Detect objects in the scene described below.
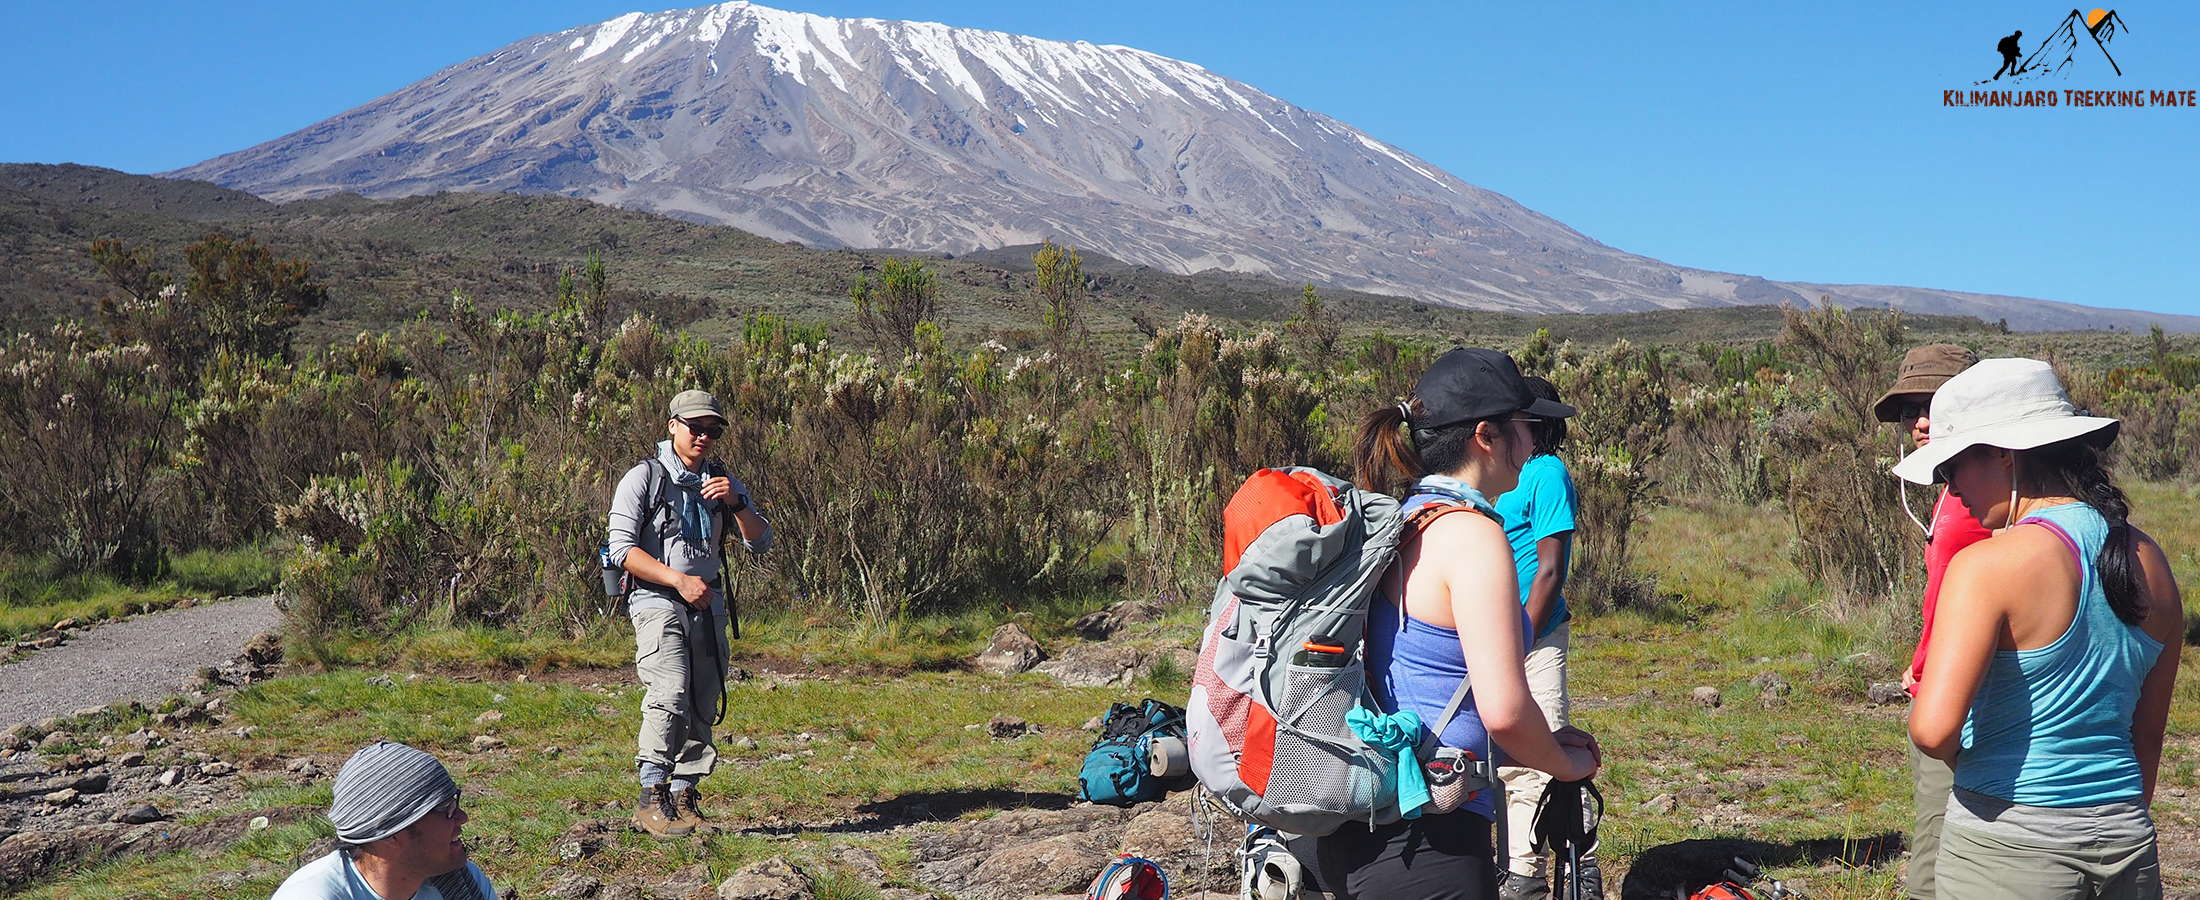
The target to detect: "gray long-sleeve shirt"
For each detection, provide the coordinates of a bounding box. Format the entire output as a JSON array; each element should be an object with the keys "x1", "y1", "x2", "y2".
[{"x1": 606, "y1": 460, "x2": 771, "y2": 616}]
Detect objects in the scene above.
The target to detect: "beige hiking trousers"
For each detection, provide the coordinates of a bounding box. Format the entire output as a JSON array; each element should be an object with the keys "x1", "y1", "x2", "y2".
[
  {"x1": 1499, "y1": 622, "x2": 1591, "y2": 878},
  {"x1": 633, "y1": 605, "x2": 724, "y2": 781}
]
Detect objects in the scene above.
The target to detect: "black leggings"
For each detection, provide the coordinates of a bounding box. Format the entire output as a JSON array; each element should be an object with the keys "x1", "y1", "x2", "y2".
[{"x1": 1309, "y1": 813, "x2": 1498, "y2": 900}]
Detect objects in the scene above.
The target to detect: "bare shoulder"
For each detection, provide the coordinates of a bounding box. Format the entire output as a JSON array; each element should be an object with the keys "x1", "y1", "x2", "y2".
[
  {"x1": 1946, "y1": 526, "x2": 2071, "y2": 585},
  {"x1": 1417, "y1": 508, "x2": 1507, "y2": 545},
  {"x1": 2131, "y1": 527, "x2": 2186, "y2": 630}
]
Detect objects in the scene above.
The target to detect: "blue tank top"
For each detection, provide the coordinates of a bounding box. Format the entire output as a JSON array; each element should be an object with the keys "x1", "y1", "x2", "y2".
[
  {"x1": 1362, "y1": 477, "x2": 1530, "y2": 822},
  {"x1": 1955, "y1": 502, "x2": 2163, "y2": 806}
]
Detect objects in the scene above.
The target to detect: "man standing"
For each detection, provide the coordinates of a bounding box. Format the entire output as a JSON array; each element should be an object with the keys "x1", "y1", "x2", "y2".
[
  {"x1": 1994, "y1": 30, "x2": 2023, "y2": 79},
  {"x1": 271, "y1": 741, "x2": 496, "y2": 900},
  {"x1": 607, "y1": 389, "x2": 772, "y2": 838},
  {"x1": 1873, "y1": 344, "x2": 1986, "y2": 900},
  {"x1": 1495, "y1": 376, "x2": 1594, "y2": 900}
]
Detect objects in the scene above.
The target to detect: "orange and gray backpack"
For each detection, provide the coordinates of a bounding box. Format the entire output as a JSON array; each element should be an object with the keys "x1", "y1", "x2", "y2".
[{"x1": 1186, "y1": 467, "x2": 1496, "y2": 837}]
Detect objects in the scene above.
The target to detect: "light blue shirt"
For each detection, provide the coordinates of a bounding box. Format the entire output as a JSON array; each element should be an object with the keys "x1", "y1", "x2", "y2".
[
  {"x1": 270, "y1": 851, "x2": 496, "y2": 900},
  {"x1": 1494, "y1": 454, "x2": 1577, "y2": 640},
  {"x1": 1956, "y1": 502, "x2": 2162, "y2": 807}
]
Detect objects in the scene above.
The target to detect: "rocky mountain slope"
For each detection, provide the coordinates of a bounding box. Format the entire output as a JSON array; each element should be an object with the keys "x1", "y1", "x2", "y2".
[{"x1": 167, "y1": 2, "x2": 2187, "y2": 329}]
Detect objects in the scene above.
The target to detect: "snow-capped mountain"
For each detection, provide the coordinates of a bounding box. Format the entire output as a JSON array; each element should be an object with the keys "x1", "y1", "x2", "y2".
[{"x1": 165, "y1": 3, "x2": 2169, "y2": 325}]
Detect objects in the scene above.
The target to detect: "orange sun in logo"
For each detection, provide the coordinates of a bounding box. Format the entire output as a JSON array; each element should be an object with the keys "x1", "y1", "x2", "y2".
[{"x1": 2087, "y1": 8, "x2": 2111, "y2": 29}]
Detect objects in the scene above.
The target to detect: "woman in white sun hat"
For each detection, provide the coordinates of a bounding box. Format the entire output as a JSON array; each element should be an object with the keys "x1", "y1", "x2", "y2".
[{"x1": 1895, "y1": 358, "x2": 2183, "y2": 899}]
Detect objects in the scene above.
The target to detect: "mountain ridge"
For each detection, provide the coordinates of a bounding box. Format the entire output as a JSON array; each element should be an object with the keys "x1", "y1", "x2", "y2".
[{"x1": 161, "y1": 2, "x2": 2189, "y2": 331}]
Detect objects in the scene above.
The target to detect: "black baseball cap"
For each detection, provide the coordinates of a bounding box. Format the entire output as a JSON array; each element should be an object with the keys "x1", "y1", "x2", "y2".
[{"x1": 1410, "y1": 348, "x2": 1577, "y2": 429}]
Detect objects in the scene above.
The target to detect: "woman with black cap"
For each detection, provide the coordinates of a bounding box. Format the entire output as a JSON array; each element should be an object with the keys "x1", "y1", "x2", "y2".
[
  {"x1": 1897, "y1": 359, "x2": 2182, "y2": 899},
  {"x1": 1309, "y1": 348, "x2": 1602, "y2": 900}
]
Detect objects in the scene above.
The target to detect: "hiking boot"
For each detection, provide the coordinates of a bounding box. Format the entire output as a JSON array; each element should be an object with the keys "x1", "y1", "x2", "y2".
[
  {"x1": 1569, "y1": 860, "x2": 1603, "y2": 900},
  {"x1": 671, "y1": 785, "x2": 709, "y2": 831},
  {"x1": 635, "y1": 784, "x2": 692, "y2": 839},
  {"x1": 1499, "y1": 872, "x2": 1550, "y2": 900}
]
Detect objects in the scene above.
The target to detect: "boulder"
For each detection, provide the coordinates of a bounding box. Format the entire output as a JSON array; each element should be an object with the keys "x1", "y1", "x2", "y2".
[
  {"x1": 1866, "y1": 682, "x2": 1909, "y2": 705},
  {"x1": 112, "y1": 805, "x2": 164, "y2": 825},
  {"x1": 649, "y1": 863, "x2": 714, "y2": 900},
  {"x1": 716, "y1": 856, "x2": 816, "y2": 900},
  {"x1": 1036, "y1": 644, "x2": 1146, "y2": 688},
  {"x1": 542, "y1": 871, "x2": 604, "y2": 899},
  {"x1": 970, "y1": 834, "x2": 1110, "y2": 898},
  {"x1": 1116, "y1": 802, "x2": 1233, "y2": 893},
  {"x1": 1690, "y1": 686, "x2": 1721, "y2": 708},
  {"x1": 974, "y1": 624, "x2": 1045, "y2": 676},
  {"x1": 1066, "y1": 601, "x2": 1164, "y2": 640}
]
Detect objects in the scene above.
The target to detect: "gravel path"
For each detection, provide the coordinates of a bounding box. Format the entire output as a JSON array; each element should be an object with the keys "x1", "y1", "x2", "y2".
[{"x1": 0, "y1": 595, "x2": 283, "y2": 730}]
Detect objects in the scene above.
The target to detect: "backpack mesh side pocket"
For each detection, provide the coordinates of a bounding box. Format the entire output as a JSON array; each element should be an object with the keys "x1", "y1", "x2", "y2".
[{"x1": 1261, "y1": 659, "x2": 1381, "y2": 815}]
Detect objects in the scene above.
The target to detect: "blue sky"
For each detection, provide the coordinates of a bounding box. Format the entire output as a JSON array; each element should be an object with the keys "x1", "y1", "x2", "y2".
[{"x1": 4, "y1": 1, "x2": 2196, "y2": 318}]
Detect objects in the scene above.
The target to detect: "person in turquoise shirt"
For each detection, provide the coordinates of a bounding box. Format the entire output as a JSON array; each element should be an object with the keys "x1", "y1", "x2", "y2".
[
  {"x1": 1492, "y1": 375, "x2": 1591, "y2": 900},
  {"x1": 1899, "y1": 359, "x2": 2183, "y2": 900}
]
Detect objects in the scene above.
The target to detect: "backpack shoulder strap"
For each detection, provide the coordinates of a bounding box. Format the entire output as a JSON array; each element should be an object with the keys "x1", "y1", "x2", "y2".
[{"x1": 642, "y1": 457, "x2": 672, "y2": 519}]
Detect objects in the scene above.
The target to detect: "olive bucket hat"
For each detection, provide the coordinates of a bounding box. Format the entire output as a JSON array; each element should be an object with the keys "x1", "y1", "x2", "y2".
[{"x1": 1873, "y1": 344, "x2": 1979, "y2": 422}]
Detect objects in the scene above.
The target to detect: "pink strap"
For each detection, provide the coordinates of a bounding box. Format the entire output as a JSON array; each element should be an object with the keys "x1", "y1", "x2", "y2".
[{"x1": 2025, "y1": 518, "x2": 2084, "y2": 566}]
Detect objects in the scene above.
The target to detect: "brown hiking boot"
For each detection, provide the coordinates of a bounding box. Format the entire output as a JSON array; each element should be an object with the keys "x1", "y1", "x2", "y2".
[
  {"x1": 635, "y1": 784, "x2": 692, "y2": 839},
  {"x1": 672, "y1": 785, "x2": 708, "y2": 831}
]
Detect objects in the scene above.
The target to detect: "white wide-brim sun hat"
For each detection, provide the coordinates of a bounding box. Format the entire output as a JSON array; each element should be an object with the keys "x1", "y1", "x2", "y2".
[{"x1": 1889, "y1": 357, "x2": 2120, "y2": 485}]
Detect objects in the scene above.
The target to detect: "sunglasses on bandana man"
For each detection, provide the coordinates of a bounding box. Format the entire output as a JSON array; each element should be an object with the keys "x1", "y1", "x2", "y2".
[{"x1": 679, "y1": 417, "x2": 725, "y2": 440}]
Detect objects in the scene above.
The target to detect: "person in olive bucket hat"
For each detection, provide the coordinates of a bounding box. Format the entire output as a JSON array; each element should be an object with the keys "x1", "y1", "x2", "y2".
[{"x1": 1874, "y1": 344, "x2": 1985, "y2": 900}]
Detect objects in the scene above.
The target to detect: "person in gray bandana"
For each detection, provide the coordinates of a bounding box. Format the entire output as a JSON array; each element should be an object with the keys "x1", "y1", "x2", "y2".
[
  {"x1": 606, "y1": 389, "x2": 772, "y2": 838},
  {"x1": 271, "y1": 741, "x2": 494, "y2": 900}
]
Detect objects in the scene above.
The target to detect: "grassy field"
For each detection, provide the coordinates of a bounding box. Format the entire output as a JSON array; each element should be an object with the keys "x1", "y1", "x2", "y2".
[{"x1": 11, "y1": 488, "x2": 2200, "y2": 899}]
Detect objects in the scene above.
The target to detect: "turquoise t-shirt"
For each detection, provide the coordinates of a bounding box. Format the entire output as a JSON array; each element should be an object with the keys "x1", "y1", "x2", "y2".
[{"x1": 1494, "y1": 454, "x2": 1577, "y2": 641}]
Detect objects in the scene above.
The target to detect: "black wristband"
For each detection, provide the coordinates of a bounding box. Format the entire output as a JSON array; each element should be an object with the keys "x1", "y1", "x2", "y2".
[{"x1": 723, "y1": 495, "x2": 748, "y2": 515}]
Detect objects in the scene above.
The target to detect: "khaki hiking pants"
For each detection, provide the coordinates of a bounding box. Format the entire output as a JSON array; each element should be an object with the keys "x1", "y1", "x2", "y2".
[
  {"x1": 1936, "y1": 821, "x2": 2158, "y2": 900},
  {"x1": 1908, "y1": 743, "x2": 1954, "y2": 900},
  {"x1": 1500, "y1": 622, "x2": 1591, "y2": 878},
  {"x1": 633, "y1": 605, "x2": 725, "y2": 781}
]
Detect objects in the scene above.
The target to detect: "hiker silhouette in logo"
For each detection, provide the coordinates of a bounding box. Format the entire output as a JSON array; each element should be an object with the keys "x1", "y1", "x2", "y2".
[{"x1": 1994, "y1": 30, "x2": 2023, "y2": 79}]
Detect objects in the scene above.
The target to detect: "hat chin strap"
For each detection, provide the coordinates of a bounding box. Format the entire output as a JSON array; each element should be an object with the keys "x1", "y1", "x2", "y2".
[
  {"x1": 2001, "y1": 454, "x2": 2020, "y2": 536},
  {"x1": 1896, "y1": 442, "x2": 1931, "y2": 537}
]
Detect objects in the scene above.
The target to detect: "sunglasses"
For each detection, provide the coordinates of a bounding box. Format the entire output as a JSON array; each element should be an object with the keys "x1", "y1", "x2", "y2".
[
  {"x1": 1894, "y1": 401, "x2": 1930, "y2": 421},
  {"x1": 679, "y1": 417, "x2": 725, "y2": 440},
  {"x1": 430, "y1": 790, "x2": 463, "y2": 821},
  {"x1": 1507, "y1": 416, "x2": 1545, "y2": 424}
]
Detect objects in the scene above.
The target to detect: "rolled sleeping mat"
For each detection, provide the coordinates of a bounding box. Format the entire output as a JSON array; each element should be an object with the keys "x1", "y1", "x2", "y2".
[{"x1": 1147, "y1": 735, "x2": 1190, "y2": 777}]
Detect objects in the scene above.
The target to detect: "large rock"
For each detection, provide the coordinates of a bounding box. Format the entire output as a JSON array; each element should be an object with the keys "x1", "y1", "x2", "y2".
[
  {"x1": 974, "y1": 624, "x2": 1045, "y2": 676},
  {"x1": 1066, "y1": 601, "x2": 1164, "y2": 641},
  {"x1": 650, "y1": 863, "x2": 714, "y2": 900},
  {"x1": 968, "y1": 834, "x2": 1111, "y2": 898},
  {"x1": 717, "y1": 856, "x2": 816, "y2": 900},
  {"x1": 1115, "y1": 801, "x2": 1234, "y2": 894},
  {"x1": 913, "y1": 805, "x2": 1134, "y2": 899},
  {"x1": 1134, "y1": 647, "x2": 1199, "y2": 684},
  {"x1": 1036, "y1": 645, "x2": 1146, "y2": 688}
]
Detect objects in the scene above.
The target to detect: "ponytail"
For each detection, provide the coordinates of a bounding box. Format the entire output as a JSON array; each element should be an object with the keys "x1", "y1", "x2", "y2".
[
  {"x1": 1355, "y1": 402, "x2": 1424, "y2": 496},
  {"x1": 1353, "y1": 397, "x2": 1497, "y2": 497},
  {"x1": 2025, "y1": 439, "x2": 2145, "y2": 625}
]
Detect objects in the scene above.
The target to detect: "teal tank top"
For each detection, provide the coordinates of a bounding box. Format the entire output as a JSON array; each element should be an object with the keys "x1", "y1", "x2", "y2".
[{"x1": 1954, "y1": 502, "x2": 2163, "y2": 806}]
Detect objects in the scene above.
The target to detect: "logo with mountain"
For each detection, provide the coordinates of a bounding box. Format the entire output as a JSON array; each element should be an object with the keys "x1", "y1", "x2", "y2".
[{"x1": 1983, "y1": 8, "x2": 2128, "y2": 83}]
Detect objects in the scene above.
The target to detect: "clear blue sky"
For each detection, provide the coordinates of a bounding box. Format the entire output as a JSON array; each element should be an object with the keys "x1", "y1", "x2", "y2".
[{"x1": 4, "y1": 1, "x2": 2196, "y2": 317}]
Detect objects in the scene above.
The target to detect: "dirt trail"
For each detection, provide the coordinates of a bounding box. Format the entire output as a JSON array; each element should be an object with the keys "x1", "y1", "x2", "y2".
[{"x1": 0, "y1": 596, "x2": 282, "y2": 730}]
